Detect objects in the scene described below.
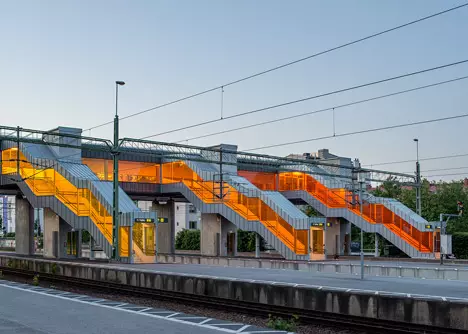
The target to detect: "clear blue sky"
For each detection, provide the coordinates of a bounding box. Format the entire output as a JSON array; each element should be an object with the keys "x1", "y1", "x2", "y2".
[{"x1": 1, "y1": 0, "x2": 467, "y2": 180}]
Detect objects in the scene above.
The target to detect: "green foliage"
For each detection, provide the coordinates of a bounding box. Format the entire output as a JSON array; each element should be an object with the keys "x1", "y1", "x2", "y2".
[
  {"x1": 302, "y1": 205, "x2": 321, "y2": 217},
  {"x1": 175, "y1": 229, "x2": 200, "y2": 250},
  {"x1": 267, "y1": 314, "x2": 299, "y2": 331},
  {"x1": 6, "y1": 259, "x2": 13, "y2": 268},
  {"x1": 5, "y1": 232, "x2": 15, "y2": 238},
  {"x1": 373, "y1": 179, "x2": 468, "y2": 226},
  {"x1": 452, "y1": 233, "x2": 468, "y2": 259},
  {"x1": 0, "y1": 270, "x2": 3, "y2": 278},
  {"x1": 51, "y1": 263, "x2": 57, "y2": 275},
  {"x1": 82, "y1": 230, "x2": 91, "y2": 243},
  {"x1": 237, "y1": 230, "x2": 265, "y2": 252},
  {"x1": 32, "y1": 274, "x2": 39, "y2": 286}
]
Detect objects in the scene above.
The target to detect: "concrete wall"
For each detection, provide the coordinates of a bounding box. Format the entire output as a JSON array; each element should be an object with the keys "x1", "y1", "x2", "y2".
[
  {"x1": 150, "y1": 201, "x2": 175, "y2": 254},
  {"x1": 325, "y1": 218, "x2": 340, "y2": 256},
  {"x1": 340, "y1": 220, "x2": 351, "y2": 255},
  {"x1": 1, "y1": 255, "x2": 467, "y2": 331},
  {"x1": 220, "y1": 217, "x2": 237, "y2": 257},
  {"x1": 43, "y1": 208, "x2": 59, "y2": 258},
  {"x1": 14, "y1": 197, "x2": 34, "y2": 255},
  {"x1": 200, "y1": 213, "x2": 219, "y2": 256}
]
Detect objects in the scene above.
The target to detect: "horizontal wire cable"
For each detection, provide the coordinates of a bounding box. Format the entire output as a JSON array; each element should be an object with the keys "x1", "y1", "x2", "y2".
[{"x1": 83, "y1": 3, "x2": 468, "y2": 131}]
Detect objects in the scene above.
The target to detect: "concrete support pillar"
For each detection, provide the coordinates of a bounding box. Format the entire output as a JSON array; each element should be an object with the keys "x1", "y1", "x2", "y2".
[
  {"x1": 200, "y1": 213, "x2": 220, "y2": 256},
  {"x1": 220, "y1": 217, "x2": 237, "y2": 257},
  {"x1": 89, "y1": 237, "x2": 95, "y2": 260},
  {"x1": 340, "y1": 220, "x2": 351, "y2": 255},
  {"x1": 15, "y1": 197, "x2": 34, "y2": 255},
  {"x1": 374, "y1": 233, "x2": 379, "y2": 257},
  {"x1": 77, "y1": 229, "x2": 82, "y2": 258},
  {"x1": 150, "y1": 201, "x2": 175, "y2": 254},
  {"x1": 255, "y1": 233, "x2": 261, "y2": 258},
  {"x1": 325, "y1": 218, "x2": 340, "y2": 257},
  {"x1": 59, "y1": 218, "x2": 72, "y2": 258},
  {"x1": 43, "y1": 208, "x2": 59, "y2": 258}
]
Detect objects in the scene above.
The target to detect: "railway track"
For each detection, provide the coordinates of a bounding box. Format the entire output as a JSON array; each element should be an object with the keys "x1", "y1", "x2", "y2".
[{"x1": 0, "y1": 266, "x2": 463, "y2": 334}]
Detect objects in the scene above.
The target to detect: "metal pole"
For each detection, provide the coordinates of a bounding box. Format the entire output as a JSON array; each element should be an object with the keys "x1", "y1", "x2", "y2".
[
  {"x1": 360, "y1": 180, "x2": 364, "y2": 280},
  {"x1": 414, "y1": 139, "x2": 422, "y2": 216},
  {"x1": 16, "y1": 126, "x2": 20, "y2": 178},
  {"x1": 112, "y1": 82, "x2": 122, "y2": 260}
]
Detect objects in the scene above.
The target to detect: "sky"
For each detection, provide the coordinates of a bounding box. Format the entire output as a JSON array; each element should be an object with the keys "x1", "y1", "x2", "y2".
[{"x1": 1, "y1": 0, "x2": 467, "y2": 181}]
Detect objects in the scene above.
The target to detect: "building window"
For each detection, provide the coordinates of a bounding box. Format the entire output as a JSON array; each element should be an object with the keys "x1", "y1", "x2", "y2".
[
  {"x1": 176, "y1": 222, "x2": 179, "y2": 226},
  {"x1": 189, "y1": 205, "x2": 196, "y2": 213},
  {"x1": 189, "y1": 221, "x2": 197, "y2": 229},
  {"x1": 176, "y1": 206, "x2": 179, "y2": 210}
]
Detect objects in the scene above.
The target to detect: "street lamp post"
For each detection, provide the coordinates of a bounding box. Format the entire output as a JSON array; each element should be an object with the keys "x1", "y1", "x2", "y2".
[
  {"x1": 112, "y1": 81, "x2": 125, "y2": 260},
  {"x1": 414, "y1": 139, "x2": 422, "y2": 216}
]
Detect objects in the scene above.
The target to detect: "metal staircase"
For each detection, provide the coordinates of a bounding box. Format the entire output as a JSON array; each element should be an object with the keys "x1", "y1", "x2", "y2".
[
  {"x1": 0, "y1": 142, "x2": 153, "y2": 261},
  {"x1": 239, "y1": 170, "x2": 435, "y2": 259}
]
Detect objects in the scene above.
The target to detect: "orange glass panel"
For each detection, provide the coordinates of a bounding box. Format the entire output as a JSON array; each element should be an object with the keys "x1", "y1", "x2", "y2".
[{"x1": 119, "y1": 226, "x2": 130, "y2": 257}]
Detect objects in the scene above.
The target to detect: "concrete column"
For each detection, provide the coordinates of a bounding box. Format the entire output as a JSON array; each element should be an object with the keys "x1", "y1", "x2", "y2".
[
  {"x1": 150, "y1": 201, "x2": 175, "y2": 254},
  {"x1": 77, "y1": 229, "x2": 82, "y2": 258},
  {"x1": 59, "y1": 218, "x2": 72, "y2": 258},
  {"x1": 89, "y1": 236, "x2": 95, "y2": 260},
  {"x1": 255, "y1": 233, "x2": 260, "y2": 258},
  {"x1": 15, "y1": 197, "x2": 34, "y2": 255},
  {"x1": 374, "y1": 233, "x2": 379, "y2": 257},
  {"x1": 325, "y1": 218, "x2": 340, "y2": 257},
  {"x1": 220, "y1": 217, "x2": 237, "y2": 257},
  {"x1": 340, "y1": 220, "x2": 351, "y2": 255},
  {"x1": 43, "y1": 208, "x2": 59, "y2": 258},
  {"x1": 200, "y1": 213, "x2": 220, "y2": 256}
]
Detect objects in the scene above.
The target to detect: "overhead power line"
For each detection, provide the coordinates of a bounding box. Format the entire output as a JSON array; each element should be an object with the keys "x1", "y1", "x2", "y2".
[
  {"x1": 84, "y1": 3, "x2": 468, "y2": 132},
  {"x1": 366, "y1": 153, "x2": 468, "y2": 167},
  {"x1": 402, "y1": 166, "x2": 468, "y2": 174},
  {"x1": 140, "y1": 59, "x2": 468, "y2": 140},
  {"x1": 174, "y1": 75, "x2": 468, "y2": 143},
  {"x1": 424, "y1": 172, "x2": 468, "y2": 178},
  {"x1": 243, "y1": 113, "x2": 468, "y2": 152}
]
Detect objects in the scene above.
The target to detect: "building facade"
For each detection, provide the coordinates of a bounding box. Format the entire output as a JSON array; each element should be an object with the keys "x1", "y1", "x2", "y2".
[{"x1": 174, "y1": 202, "x2": 201, "y2": 235}]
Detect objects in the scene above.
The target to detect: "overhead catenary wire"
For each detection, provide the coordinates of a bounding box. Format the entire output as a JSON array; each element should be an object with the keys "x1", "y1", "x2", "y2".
[
  {"x1": 424, "y1": 172, "x2": 468, "y2": 178},
  {"x1": 140, "y1": 59, "x2": 468, "y2": 140},
  {"x1": 365, "y1": 153, "x2": 468, "y2": 167},
  {"x1": 174, "y1": 75, "x2": 468, "y2": 143},
  {"x1": 83, "y1": 3, "x2": 468, "y2": 132},
  {"x1": 243, "y1": 113, "x2": 468, "y2": 152}
]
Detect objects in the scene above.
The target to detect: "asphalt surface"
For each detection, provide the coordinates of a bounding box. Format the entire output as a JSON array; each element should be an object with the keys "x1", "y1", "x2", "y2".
[
  {"x1": 0, "y1": 283, "x2": 281, "y2": 334},
  {"x1": 119, "y1": 263, "x2": 468, "y2": 299},
  {"x1": 331, "y1": 260, "x2": 468, "y2": 268}
]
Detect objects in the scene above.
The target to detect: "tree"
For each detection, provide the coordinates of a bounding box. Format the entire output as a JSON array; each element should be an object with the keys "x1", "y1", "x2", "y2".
[{"x1": 373, "y1": 177, "x2": 402, "y2": 199}]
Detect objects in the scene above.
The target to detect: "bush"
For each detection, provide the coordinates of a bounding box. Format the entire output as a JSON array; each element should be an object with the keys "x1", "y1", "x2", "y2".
[
  {"x1": 452, "y1": 233, "x2": 468, "y2": 259},
  {"x1": 175, "y1": 229, "x2": 200, "y2": 250},
  {"x1": 237, "y1": 230, "x2": 265, "y2": 252},
  {"x1": 267, "y1": 314, "x2": 299, "y2": 331}
]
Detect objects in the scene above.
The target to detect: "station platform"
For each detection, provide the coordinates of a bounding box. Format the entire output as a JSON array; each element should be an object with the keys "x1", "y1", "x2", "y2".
[
  {"x1": 1, "y1": 254, "x2": 467, "y2": 331},
  {"x1": 116, "y1": 262, "x2": 468, "y2": 299},
  {"x1": 0, "y1": 280, "x2": 288, "y2": 334}
]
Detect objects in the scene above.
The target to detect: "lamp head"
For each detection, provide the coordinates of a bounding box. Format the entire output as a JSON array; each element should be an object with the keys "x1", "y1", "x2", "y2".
[{"x1": 116, "y1": 81, "x2": 125, "y2": 86}]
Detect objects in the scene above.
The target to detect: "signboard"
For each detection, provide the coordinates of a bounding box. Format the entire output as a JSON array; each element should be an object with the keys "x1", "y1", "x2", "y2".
[
  {"x1": 425, "y1": 224, "x2": 433, "y2": 229},
  {"x1": 311, "y1": 222, "x2": 324, "y2": 227},
  {"x1": 135, "y1": 218, "x2": 155, "y2": 223},
  {"x1": 158, "y1": 217, "x2": 168, "y2": 223}
]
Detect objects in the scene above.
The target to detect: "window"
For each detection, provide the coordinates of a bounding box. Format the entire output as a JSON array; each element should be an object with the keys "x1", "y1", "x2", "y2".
[
  {"x1": 176, "y1": 206, "x2": 179, "y2": 210},
  {"x1": 176, "y1": 222, "x2": 179, "y2": 226},
  {"x1": 189, "y1": 205, "x2": 196, "y2": 213},
  {"x1": 189, "y1": 221, "x2": 197, "y2": 229}
]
